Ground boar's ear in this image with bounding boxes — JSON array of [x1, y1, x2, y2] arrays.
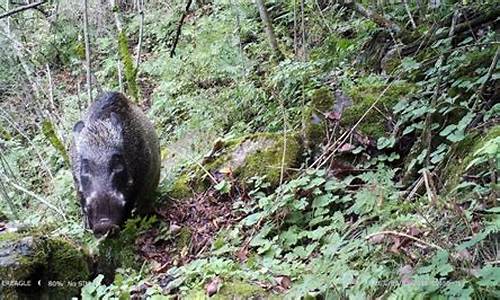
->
[[73, 121, 85, 135], [110, 112, 123, 133]]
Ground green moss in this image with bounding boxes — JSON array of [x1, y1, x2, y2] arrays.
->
[[342, 79, 415, 138], [455, 47, 496, 78], [99, 235, 139, 271], [0, 231, 18, 242], [169, 173, 194, 199], [0, 234, 41, 282], [118, 31, 139, 101], [235, 133, 301, 187], [0, 125, 12, 140], [41, 120, 70, 165], [310, 87, 334, 112], [212, 281, 270, 300], [178, 227, 192, 249], [73, 41, 86, 60], [303, 87, 335, 151], [45, 238, 90, 297], [0, 232, 90, 299], [166, 133, 302, 196], [443, 125, 500, 191]]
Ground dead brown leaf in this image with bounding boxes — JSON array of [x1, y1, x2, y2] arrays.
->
[[205, 277, 222, 297]]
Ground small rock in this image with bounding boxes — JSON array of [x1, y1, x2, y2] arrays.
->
[[205, 277, 222, 297]]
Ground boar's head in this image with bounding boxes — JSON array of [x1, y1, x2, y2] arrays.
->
[[72, 114, 134, 236]]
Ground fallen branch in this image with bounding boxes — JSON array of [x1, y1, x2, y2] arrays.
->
[[422, 169, 438, 205], [135, 0, 145, 69], [365, 230, 443, 250], [83, 0, 92, 104], [170, 0, 193, 58], [0, 0, 46, 19], [401, 6, 500, 56], [2, 175, 66, 220], [311, 79, 397, 169], [478, 46, 500, 99], [339, 0, 401, 34]]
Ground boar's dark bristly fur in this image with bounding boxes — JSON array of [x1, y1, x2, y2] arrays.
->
[[70, 92, 160, 236]]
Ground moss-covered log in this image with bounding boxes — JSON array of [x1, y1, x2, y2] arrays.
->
[[0, 229, 91, 299], [168, 132, 303, 199]]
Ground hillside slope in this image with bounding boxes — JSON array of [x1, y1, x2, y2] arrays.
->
[[0, 0, 498, 299]]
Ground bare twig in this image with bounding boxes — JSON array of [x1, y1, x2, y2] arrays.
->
[[0, 174, 19, 219], [403, 0, 416, 29], [315, 0, 333, 33], [365, 230, 443, 250], [109, 0, 123, 32], [2, 175, 66, 220], [5, 0, 10, 33], [311, 80, 397, 169], [170, 0, 193, 58], [83, 0, 92, 104], [0, 110, 54, 182], [279, 99, 287, 186], [255, 0, 283, 59], [135, 0, 145, 69], [405, 176, 424, 201], [422, 169, 437, 205], [401, 7, 500, 56], [423, 11, 458, 167], [293, 0, 298, 56], [0, 0, 46, 19], [339, 0, 402, 35], [300, 0, 306, 61], [477, 46, 500, 101]]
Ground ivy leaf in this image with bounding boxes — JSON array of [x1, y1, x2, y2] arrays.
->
[[340, 270, 356, 288], [401, 57, 421, 72], [377, 136, 396, 149], [304, 177, 326, 190], [440, 124, 457, 136], [456, 229, 491, 251], [281, 226, 300, 247], [477, 265, 500, 287], [242, 212, 263, 226], [214, 179, 231, 194], [312, 194, 337, 208], [444, 281, 473, 298], [306, 226, 330, 240]]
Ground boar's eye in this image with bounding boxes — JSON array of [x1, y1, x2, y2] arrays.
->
[[81, 158, 92, 176], [110, 154, 125, 174]]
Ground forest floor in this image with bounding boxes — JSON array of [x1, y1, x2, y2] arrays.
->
[[0, 1, 499, 299]]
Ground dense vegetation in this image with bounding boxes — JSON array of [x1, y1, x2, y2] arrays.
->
[[0, 0, 499, 298]]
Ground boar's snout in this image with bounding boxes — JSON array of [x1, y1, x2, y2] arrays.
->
[[93, 219, 120, 236], [85, 191, 126, 236]]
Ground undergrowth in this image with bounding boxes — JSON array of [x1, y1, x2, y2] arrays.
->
[[0, 0, 498, 299]]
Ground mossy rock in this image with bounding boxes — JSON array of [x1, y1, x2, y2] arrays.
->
[[212, 281, 273, 300], [302, 87, 337, 153], [167, 132, 303, 199], [95, 218, 152, 283], [231, 133, 302, 186], [442, 125, 500, 192], [341, 79, 415, 138], [169, 173, 194, 199], [0, 210, 8, 221], [0, 230, 91, 299]]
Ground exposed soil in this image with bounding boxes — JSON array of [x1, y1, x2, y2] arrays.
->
[[136, 189, 247, 271]]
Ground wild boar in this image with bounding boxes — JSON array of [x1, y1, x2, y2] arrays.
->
[[70, 92, 160, 235]]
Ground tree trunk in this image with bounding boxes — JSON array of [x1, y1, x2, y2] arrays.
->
[[83, 0, 92, 104], [255, 0, 283, 60]]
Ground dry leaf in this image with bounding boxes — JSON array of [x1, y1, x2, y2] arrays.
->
[[205, 277, 222, 297]]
